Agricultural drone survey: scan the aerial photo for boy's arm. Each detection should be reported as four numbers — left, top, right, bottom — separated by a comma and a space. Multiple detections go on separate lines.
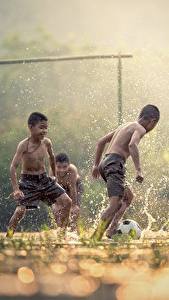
46, 139, 56, 177
48, 165, 58, 181
68, 168, 78, 206
129, 128, 146, 182
92, 131, 115, 178
10, 142, 25, 199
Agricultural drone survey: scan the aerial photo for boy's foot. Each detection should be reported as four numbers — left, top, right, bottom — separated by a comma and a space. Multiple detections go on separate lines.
67, 231, 79, 242
90, 219, 110, 243
106, 228, 118, 239
106, 233, 112, 239
90, 236, 99, 245
56, 228, 67, 242
6, 228, 14, 238
90, 230, 102, 245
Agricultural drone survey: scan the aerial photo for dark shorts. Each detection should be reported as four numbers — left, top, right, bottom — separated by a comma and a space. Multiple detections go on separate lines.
99, 153, 126, 198
18, 173, 65, 207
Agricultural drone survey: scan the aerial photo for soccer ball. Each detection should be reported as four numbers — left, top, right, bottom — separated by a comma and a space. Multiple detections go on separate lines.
117, 219, 142, 239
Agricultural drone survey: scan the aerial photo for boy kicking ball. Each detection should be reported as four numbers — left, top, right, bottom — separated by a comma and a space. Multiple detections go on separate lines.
91, 105, 160, 241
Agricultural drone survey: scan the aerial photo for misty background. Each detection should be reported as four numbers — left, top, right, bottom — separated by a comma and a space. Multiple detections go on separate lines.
1, 0, 169, 50
0, 0, 168, 231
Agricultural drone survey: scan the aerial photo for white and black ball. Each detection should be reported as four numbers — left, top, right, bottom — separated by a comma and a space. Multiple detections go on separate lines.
117, 219, 142, 239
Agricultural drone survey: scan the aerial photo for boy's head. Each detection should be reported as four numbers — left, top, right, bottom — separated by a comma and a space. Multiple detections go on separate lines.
55, 153, 70, 173
138, 104, 160, 132
28, 112, 48, 139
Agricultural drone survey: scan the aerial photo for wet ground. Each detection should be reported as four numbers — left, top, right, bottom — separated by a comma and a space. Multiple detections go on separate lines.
0, 231, 169, 300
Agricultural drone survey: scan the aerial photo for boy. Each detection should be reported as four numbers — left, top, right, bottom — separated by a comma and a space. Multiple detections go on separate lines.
6, 112, 72, 238
53, 153, 83, 232
91, 104, 160, 241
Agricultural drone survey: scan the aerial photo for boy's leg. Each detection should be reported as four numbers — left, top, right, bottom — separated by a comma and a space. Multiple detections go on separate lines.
41, 176, 71, 233
91, 155, 126, 242
7, 174, 41, 237
69, 182, 82, 232
91, 196, 122, 242
70, 205, 80, 232
106, 187, 134, 238
52, 193, 72, 231
6, 205, 26, 237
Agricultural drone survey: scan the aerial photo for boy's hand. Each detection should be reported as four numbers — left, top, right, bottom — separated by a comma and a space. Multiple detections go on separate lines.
13, 189, 24, 200
71, 204, 80, 215
51, 176, 57, 182
136, 170, 144, 183
92, 165, 100, 179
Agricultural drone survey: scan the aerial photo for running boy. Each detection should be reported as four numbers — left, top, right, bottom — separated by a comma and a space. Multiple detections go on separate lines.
7, 112, 72, 237
51, 153, 83, 232
91, 104, 160, 241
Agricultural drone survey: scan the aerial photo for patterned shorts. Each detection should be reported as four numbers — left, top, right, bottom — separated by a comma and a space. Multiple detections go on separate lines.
18, 173, 65, 207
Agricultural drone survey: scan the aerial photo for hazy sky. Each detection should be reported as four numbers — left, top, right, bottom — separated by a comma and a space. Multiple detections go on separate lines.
0, 0, 169, 50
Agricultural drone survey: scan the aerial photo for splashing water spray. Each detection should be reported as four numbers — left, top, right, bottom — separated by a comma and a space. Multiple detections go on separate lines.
143, 184, 156, 230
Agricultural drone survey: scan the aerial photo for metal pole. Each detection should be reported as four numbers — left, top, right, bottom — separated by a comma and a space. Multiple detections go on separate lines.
117, 55, 123, 125
0, 54, 133, 125
0, 54, 132, 65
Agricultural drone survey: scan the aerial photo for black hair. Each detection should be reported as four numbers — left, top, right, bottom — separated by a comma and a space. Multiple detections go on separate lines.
28, 112, 48, 126
139, 104, 160, 121
55, 153, 70, 164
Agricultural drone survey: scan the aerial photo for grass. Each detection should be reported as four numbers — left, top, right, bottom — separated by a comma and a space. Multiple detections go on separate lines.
0, 231, 168, 299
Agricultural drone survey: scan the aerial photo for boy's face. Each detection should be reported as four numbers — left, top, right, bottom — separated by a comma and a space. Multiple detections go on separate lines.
145, 119, 158, 132
29, 121, 48, 140
56, 162, 69, 174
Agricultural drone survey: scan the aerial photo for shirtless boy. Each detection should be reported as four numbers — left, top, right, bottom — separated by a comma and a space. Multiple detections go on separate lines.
54, 153, 83, 232
91, 104, 160, 241
7, 112, 72, 237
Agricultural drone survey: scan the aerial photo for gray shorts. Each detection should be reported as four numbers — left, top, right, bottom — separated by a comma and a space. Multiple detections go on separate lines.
99, 153, 126, 198
18, 173, 65, 207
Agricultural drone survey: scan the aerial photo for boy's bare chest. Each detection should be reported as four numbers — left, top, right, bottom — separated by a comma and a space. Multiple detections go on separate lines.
58, 173, 71, 187
23, 144, 47, 162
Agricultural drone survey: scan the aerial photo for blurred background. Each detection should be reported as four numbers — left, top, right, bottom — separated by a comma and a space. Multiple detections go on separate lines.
0, 0, 169, 232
